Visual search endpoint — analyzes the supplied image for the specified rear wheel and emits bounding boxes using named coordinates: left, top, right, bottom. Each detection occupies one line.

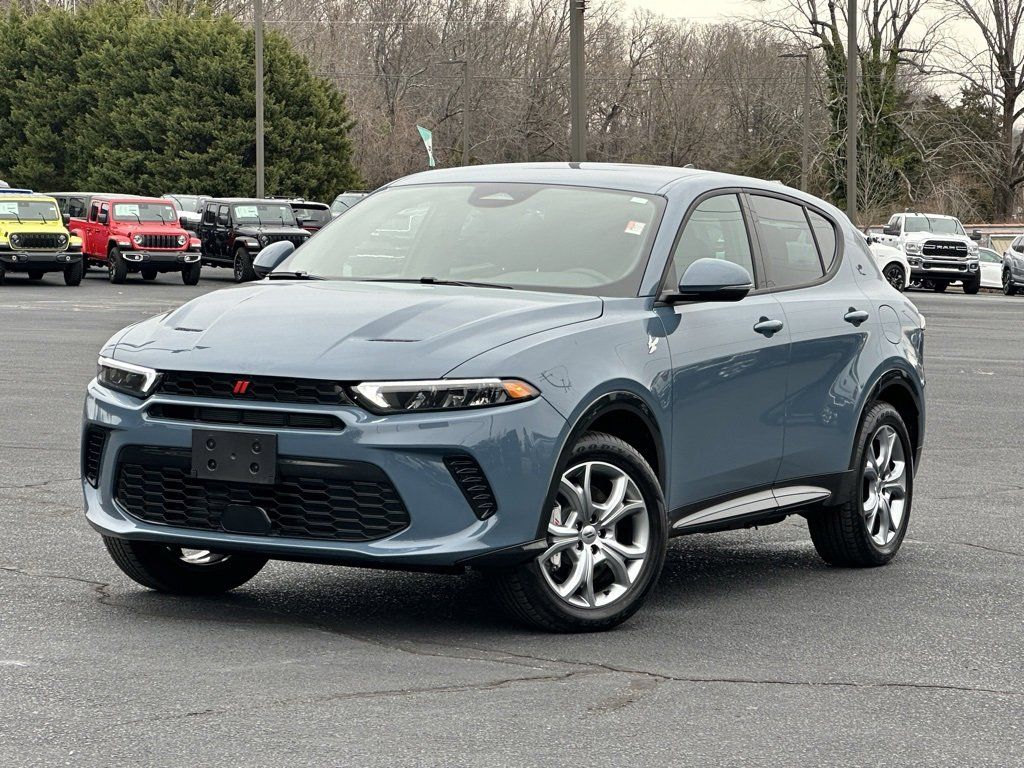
left=882, top=263, right=905, bottom=291
left=233, top=247, right=256, bottom=283
left=1003, top=270, right=1017, bottom=296
left=808, top=402, right=913, bottom=567
left=64, top=259, right=84, bottom=286
left=141, top=267, right=158, bottom=281
left=108, top=247, right=128, bottom=284
left=102, top=536, right=267, bottom=595
left=962, top=278, right=980, bottom=295
left=28, top=270, right=44, bottom=281
left=182, top=261, right=202, bottom=285
left=491, top=432, right=667, bottom=632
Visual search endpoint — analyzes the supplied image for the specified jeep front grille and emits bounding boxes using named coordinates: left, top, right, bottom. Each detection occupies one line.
left=11, top=233, right=67, bottom=251
left=263, top=234, right=306, bottom=247
left=138, top=234, right=180, bottom=249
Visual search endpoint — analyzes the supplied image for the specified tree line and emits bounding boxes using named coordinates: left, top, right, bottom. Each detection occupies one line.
left=1, top=0, right=1021, bottom=223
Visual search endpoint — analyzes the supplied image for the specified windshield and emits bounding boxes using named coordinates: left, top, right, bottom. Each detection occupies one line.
left=233, top=203, right=296, bottom=226
left=279, top=183, right=664, bottom=296
left=904, top=216, right=965, bottom=236
left=292, top=205, right=331, bottom=227
left=0, top=199, right=60, bottom=221
left=167, top=195, right=201, bottom=213
left=113, top=202, right=177, bottom=223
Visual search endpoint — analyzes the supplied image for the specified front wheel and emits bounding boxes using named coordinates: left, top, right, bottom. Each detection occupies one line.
left=491, top=432, right=667, bottom=632
left=64, top=259, right=84, bottom=286
left=102, top=536, right=267, bottom=595
left=932, top=281, right=947, bottom=293
left=882, top=263, right=905, bottom=291
left=182, top=261, right=202, bottom=285
left=962, top=278, right=980, bottom=295
left=28, top=270, right=44, bottom=281
left=808, top=402, right=913, bottom=567
left=108, top=248, right=128, bottom=284
left=141, top=267, right=158, bottom=281
left=1003, top=270, right=1017, bottom=296
left=233, top=248, right=256, bottom=283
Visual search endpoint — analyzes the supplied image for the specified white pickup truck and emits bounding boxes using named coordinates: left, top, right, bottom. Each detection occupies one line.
left=873, top=212, right=981, bottom=293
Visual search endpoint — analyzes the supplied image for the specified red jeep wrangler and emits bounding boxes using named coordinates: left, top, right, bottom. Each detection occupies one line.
left=71, top=196, right=202, bottom=284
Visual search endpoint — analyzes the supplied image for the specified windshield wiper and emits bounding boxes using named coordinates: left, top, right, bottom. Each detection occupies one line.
left=362, top=276, right=515, bottom=290
left=267, top=270, right=324, bottom=281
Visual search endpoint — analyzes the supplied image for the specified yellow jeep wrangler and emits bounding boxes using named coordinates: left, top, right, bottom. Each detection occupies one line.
left=0, top=190, right=84, bottom=286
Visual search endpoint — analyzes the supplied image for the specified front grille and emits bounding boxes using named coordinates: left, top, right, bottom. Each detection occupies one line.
left=263, top=233, right=306, bottom=247
left=158, top=371, right=353, bottom=406
left=12, top=232, right=66, bottom=251
left=139, top=234, right=180, bottom=249
left=147, top=403, right=343, bottom=431
left=82, top=426, right=110, bottom=487
left=444, top=455, right=498, bottom=520
left=922, top=240, right=969, bottom=258
left=115, top=447, right=409, bottom=542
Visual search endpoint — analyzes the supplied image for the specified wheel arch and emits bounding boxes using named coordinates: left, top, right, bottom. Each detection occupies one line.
left=856, top=367, right=923, bottom=470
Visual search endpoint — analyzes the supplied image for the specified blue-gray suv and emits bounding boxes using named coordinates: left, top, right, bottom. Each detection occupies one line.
left=82, top=163, right=925, bottom=631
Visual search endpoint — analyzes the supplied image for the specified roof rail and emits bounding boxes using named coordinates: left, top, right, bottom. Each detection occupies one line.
left=0, top=188, right=35, bottom=194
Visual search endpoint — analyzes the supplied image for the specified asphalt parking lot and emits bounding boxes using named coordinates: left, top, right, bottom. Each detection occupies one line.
left=1, top=271, right=1021, bottom=767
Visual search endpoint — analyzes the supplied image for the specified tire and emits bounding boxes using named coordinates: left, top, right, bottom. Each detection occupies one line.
left=102, top=536, right=267, bottom=595
left=108, top=247, right=128, bottom=284
left=882, top=263, right=905, bottom=292
left=931, top=281, right=947, bottom=293
left=141, top=267, right=158, bottom=281
left=808, top=402, right=913, bottom=567
left=962, top=278, right=980, bottom=295
left=28, top=270, right=44, bottom=281
left=490, top=431, right=668, bottom=632
left=182, top=261, right=202, bottom=286
left=233, top=247, right=256, bottom=283
left=64, top=259, right=84, bottom=286
left=1003, top=270, right=1017, bottom=296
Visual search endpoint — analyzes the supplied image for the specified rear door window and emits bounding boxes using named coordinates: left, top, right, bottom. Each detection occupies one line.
left=749, top=195, right=824, bottom=289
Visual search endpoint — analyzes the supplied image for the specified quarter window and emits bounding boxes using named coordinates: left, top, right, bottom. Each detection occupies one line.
left=749, top=195, right=824, bottom=289
left=808, top=210, right=837, bottom=269
left=68, top=197, right=87, bottom=218
left=666, top=194, right=755, bottom=288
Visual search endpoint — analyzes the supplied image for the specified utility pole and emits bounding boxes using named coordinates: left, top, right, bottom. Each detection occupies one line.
left=569, top=0, right=586, bottom=162
left=780, top=51, right=812, bottom=192
left=846, top=0, right=857, bottom=223
left=255, top=0, right=265, bottom=198
left=462, top=0, right=471, bottom=166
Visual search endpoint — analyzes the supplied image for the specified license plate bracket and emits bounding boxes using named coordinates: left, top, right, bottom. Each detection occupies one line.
left=191, top=430, right=277, bottom=485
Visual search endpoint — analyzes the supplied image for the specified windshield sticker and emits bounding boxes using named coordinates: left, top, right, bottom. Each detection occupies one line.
left=236, top=206, right=259, bottom=218
left=630, top=197, right=649, bottom=205
left=115, top=204, right=140, bottom=217
left=0, top=202, right=17, bottom=215
left=624, top=221, right=646, bottom=235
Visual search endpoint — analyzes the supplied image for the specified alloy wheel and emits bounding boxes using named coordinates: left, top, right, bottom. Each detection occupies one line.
left=862, top=425, right=907, bottom=547
left=539, top=461, right=650, bottom=609
left=173, top=548, right=231, bottom=566
left=883, top=264, right=905, bottom=291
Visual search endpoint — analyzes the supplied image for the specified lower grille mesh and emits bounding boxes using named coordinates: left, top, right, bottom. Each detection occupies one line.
left=115, top=447, right=409, bottom=541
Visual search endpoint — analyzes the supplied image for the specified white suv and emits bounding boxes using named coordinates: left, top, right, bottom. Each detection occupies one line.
left=877, top=213, right=981, bottom=293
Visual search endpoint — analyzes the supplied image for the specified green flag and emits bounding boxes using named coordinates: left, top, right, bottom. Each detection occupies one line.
left=416, top=125, right=436, bottom=168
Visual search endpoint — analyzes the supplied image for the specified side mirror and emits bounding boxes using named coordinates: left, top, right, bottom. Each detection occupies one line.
left=665, top=258, right=753, bottom=303
left=62, top=213, right=70, bottom=226
left=179, top=215, right=189, bottom=228
left=970, top=229, right=982, bottom=242
left=98, top=213, right=108, bottom=225
left=253, top=240, right=295, bottom=278
left=882, top=224, right=899, bottom=236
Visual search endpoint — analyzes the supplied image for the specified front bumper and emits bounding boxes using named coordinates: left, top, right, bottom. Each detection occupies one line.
left=121, top=250, right=201, bottom=269
left=907, top=256, right=979, bottom=280
left=0, top=251, right=82, bottom=272
left=82, top=382, right=565, bottom=569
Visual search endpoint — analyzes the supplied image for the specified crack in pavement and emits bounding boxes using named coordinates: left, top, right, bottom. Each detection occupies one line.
left=0, top=476, right=79, bottom=491
left=0, top=565, right=111, bottom=601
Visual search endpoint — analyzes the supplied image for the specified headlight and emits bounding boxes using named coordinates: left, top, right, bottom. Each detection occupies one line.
left=351, top=378, right=539, bottom=414
left=968, top=244, right=979, bottom=255
left=258, top=234, right=269, bottom=246
left=132, top=234, right=143, bottom=245
left=177, top=234, right=187, bottom=246
left=57, top=233, right=68, bottom=245
left=904, top=242, right=922, bottom=254
left=96, top=357, right=160, bottom=398
left=10, top=233, right=21, bottom=247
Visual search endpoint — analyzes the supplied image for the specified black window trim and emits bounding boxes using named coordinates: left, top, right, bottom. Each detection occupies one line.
left=741, top=188, right=845, bottom=293
left=656, top=187, right=768, bottom=301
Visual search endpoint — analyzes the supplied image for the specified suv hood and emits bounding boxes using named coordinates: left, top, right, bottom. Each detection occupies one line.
left=236, top=225, right=307, bottom=237
left=903, top=231, right=973, bottom=245
left=111, top=282, right=603, bottom=380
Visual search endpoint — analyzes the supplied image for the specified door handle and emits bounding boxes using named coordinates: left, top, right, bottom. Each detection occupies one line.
left=753, top=317, right=784, bottom=338
left=844, top=308, right=870, bottom=326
